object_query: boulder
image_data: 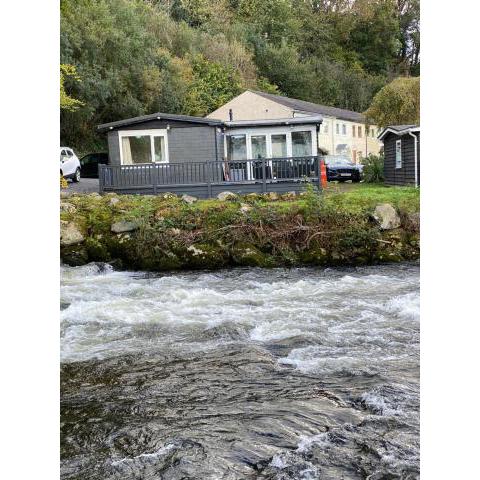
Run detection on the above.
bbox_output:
[372,203,401,230]
[60,222,84,246]
[60,202,76,213]
[111,220,139,234]
[161,192,177,200]
[181,194,197,204]
[217,191,238,201]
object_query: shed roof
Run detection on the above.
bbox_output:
[251,90,366,123]
[378,125,420,141]
[97,112,223,132]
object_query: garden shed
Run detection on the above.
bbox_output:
[378,125,420,187]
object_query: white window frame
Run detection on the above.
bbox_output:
[224,125,318,180]
[342,124,347,136]
[118,129,169,165]
[395,139,402,169]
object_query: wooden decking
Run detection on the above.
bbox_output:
[99,156,321,197]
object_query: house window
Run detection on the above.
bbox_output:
[352,126,356,137]
[395,139,402,169]
[336,123,340,135]
[119,131,168,165]
[292,131,312,157]
[271,134,287,157]
[342,124,346,135]
[227,135,247,160]
[251,135,267,159]
[358,126,362,138]
[323,122,328,134]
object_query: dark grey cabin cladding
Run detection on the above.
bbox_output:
[106,119,222,166]
[383,131,420,187]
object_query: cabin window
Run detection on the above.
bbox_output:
[227,135,247,161]
[122,136,151,165]
[251,135,267,159]
[395,139,402,169]
[119,130,169,165]
[271,134,287,157]
[292,131,312,157]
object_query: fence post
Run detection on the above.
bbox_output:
[152,164,158,195]
[207,161,212,198]
[317,155,322,193]
[261,157,267,193]
[98,164,104,193]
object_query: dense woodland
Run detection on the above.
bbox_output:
[60,0,420,153]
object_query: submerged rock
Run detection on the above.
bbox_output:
[111,220,139,234]
[60,222,84,246]
[372,204,401,230]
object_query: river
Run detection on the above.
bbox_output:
[60,262,419,479]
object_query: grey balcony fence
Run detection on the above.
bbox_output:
[99,155,322,198]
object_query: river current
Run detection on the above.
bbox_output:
[61,262,419,479]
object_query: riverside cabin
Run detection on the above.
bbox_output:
[378,125,420,187]
[97,112,323,197]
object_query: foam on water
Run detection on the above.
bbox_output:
[61,262,420,479]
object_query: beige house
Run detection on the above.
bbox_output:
[208,90,382,164]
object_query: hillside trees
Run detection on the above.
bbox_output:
[60,0,420,152]
[364,76,420,127]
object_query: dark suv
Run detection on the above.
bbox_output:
[79,152,109,178]
[325,158,361,183]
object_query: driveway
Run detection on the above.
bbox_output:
[63,178,99,195]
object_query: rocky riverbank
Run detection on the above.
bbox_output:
[60,187,419,270]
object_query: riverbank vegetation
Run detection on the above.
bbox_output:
[60,185,419,270]
[60,0,420,153]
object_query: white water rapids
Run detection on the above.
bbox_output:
[61,262,419,479]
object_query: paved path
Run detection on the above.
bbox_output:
[62,178,99,195]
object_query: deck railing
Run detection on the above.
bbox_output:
[99,155,321,196]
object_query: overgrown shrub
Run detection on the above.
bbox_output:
[361,154,384,183]
[60,174,68,189]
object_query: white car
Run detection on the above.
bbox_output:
[60,147,81,182]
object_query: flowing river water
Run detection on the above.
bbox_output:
[60,262,419,480]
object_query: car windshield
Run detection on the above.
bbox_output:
[328,159,354,167]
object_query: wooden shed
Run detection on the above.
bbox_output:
[378,125,420,187]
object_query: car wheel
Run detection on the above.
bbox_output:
[73,168,81,182]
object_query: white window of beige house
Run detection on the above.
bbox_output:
[358,126,362,138]
[323,122,329,134]
[352,125,356,137]
[336,123,340,135]
[342,124,347,135]
[118,130,169,165]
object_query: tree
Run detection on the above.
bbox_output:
[60,64,84,111]
[184,55,242,116]
[364,76,420,127]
